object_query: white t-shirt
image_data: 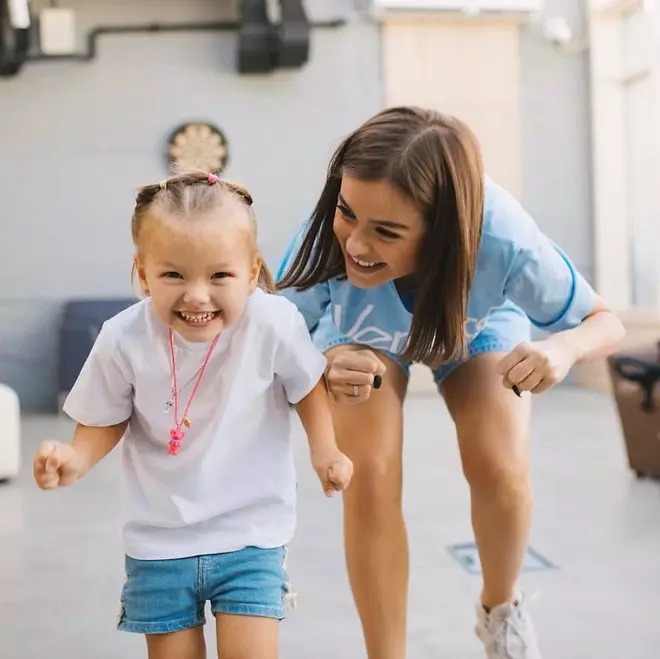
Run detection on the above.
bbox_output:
[63,288,327,561]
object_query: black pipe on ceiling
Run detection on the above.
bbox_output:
[0,0,346,77]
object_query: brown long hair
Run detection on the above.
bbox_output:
[277,106,484,367]
[130,170,275,293]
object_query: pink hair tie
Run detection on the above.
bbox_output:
[207,173,219,184]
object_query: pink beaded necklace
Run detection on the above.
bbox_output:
[167,328,220,455]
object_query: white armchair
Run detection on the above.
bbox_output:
[0,383,20,481]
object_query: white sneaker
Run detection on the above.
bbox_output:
[475,596,541,659]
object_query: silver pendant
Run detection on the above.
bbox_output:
[164,377,175,412]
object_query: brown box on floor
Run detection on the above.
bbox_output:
[608,342,660,479]
[574,310,660,394]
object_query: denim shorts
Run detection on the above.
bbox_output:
[426,301,532,384]
[323,301,532,386]
[117,545,293,635]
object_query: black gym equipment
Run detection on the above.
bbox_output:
[0,0,30,77]
[0,0,343,78]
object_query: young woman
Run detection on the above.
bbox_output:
[276,106,624,659]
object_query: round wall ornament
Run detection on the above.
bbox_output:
[166,121,229,173]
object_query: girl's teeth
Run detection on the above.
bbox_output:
[180,312,215,323]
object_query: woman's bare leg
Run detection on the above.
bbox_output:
[442,352,541,658]
[442,351,533,609]
[326,345,409,659]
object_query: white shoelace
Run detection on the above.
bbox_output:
[488,607,530,658]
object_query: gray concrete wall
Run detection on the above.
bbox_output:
[0,0,594,411]
[519,0,593,282]
[0,0,382,411]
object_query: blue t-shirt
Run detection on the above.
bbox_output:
[276,176,597,363]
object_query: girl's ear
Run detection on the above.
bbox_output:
[132,254,150,296]
[249,255,262,292]
[250,254,276,293]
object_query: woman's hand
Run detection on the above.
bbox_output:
[325,348,387,403]
[496,337,577,395]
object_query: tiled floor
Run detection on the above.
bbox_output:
[1,387,659,658]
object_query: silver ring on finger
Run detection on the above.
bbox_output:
[353,384,359,398]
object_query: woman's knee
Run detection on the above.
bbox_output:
[460,442,531,501]
[345,452,404,516]
[339,415,405,516]
[443,352,533,500]
[451,406,532,500]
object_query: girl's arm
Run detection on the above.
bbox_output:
[295,377,353,496]
[34,320,135,489]
[70,420,129,477]
[34,419,128,489]
[273,298,353,495]
[295,377,337,455]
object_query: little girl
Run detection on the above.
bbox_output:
[32,171,353,659]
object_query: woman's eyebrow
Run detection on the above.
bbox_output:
[337,193,409,230]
